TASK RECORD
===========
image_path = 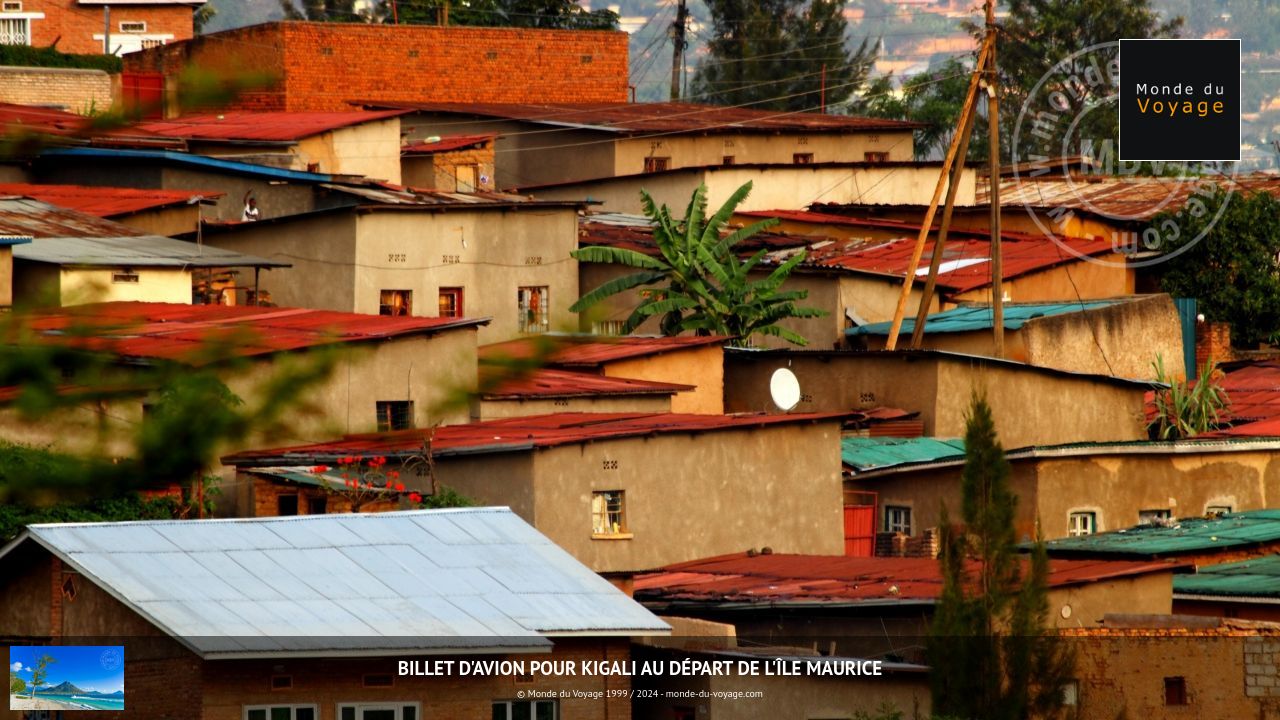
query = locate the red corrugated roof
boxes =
[402,134,496,155]
[136,110,409,142]
[224,410,854,463]
[0,196,146,238]
[0,184,224,217]
[802,235,1116,293]
[8,302,486,364]
[481,367,693,399]
[0,102,183,149]
[634,552,1186,605]
[480,335,730,367]
[361,101,924,133]
[580,220,816,256]
[1176,361,1280,438]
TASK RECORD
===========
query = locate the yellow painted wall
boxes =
[57,267,193,305]
[602,344,724,414]
[613,130,915,175]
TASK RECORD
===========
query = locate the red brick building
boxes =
[0,0,201,56]
[123,21,630,113]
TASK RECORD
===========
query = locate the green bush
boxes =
[0,494,181,542]
[0,45,122,73]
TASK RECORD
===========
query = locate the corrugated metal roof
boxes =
[480,334,730,367]
[13,235,288,268]
[739,209,1018,240]
[137,110,409,143]
[0,197,147,238]
[1045,510,1280,559]
[402,134,496,155]
[0,183,224,217]
[481,368,694,399]
[1173,555,1280,599]
[579,219,816,257]
[4,508,668,658]
[11,302,487,364]
[983,174,1280,220]
[39,147,337,183]
[842,437,966,472]
[0,102,183,150]
[848,301,1117,337]
[634,552,1183,607]
[223,411,854,465]
[364,101,924,133]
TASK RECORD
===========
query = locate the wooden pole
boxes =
[670,0,688,101]
[910,95,980,348]
[884,36,993,351]
[986,0,1004,357]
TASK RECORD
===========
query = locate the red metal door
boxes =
[122,72,164,119]
[844,492,876,557]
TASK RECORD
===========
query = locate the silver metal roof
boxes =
[11,508,668,658]
[13,235,290,268]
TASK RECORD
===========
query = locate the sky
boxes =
[9,646,124,694]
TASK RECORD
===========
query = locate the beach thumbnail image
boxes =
[9,645,124,711]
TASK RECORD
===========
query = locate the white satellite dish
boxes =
[770,368,802,412]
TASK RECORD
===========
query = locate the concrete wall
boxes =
[532,165,979,214]
[204,212,358,310]
[601,345,723,414]
[726,352,1149,449]
[474,393,673,420]
[526,421,845,574]
[46,266,193,305]
[614,131,915,178]
[0,65,113,113]
[400,144,497,192]
[110,204,205,237]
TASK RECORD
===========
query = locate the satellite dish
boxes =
[770,368,801,412]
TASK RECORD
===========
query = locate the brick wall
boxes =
[27,0,195,55]
[125,21,629,112]
[250,475,399,517]
[0,65,113,113]
[1197,321,1233,367]
[875,528,939,558]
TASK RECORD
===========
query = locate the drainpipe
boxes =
[102,5,111,55]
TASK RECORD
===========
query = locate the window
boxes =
[376,400,414,432]
[1139,509,1172,525]
[493,700,557,720]
[1062,680,1079,707]
[245,706,317,720]
[2,2,23,12]
[112,271,140,284]
[864,151,890,163]
[306,496,327,515]
[1206,505,1232,516]
[721,155,736,165]
[643,156,670,173]
[119,20,146,32]
[793,153,815,164]
[592,490,627,536]
[0,16,30,44]
[438,287,464,318]
[379,289,412,316]
[1068,512,1096,537]
[592,320,626,336]
[277,494,299,517]
[1164,676,1187,705]
[517,286,549,334]
[337,703,419,720]
[884,505,912,535]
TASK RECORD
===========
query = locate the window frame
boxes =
[643,156,671,173]
[335,702,421,720]
[438,286,464,318]
[375,400,415,432]
[517,286,549,334]
[1163,676,1188,706]
[0,15,33,45]
[1068,511,1096,537]
[379,289,413,317]
[884,505,912,535]
[276,493,299,517]
[592,490,629,538]
[792,152,815,164]
[1139,508,1172,525]
[492,699,558,720]
[243,704,319,720]
[864,151,890,163]
[118,20,146,33]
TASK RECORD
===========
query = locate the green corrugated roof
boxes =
[848,301,1115,337]
[842,437,966,472]
[247,467,399,494]
[1174,555,1280,598]
[1045,510,1280,558]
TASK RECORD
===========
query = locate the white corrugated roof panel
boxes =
[14,508,668,658]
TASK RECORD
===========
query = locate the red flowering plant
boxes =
[310,454,408,512]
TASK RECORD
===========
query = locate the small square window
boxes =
[591,320,625,336]
[1206,505,1232,516]
[643,156,670,173]
[277,494,298,517]
[1068,512,1096,537]
[1140,509,1172,525]
[376,400,414,432]
[119,20,147,33]
[1164,676,1187,705]
[793,153,815,164]
[518,286,549,334]
[379,289,412,316]
[112,271,140,284]
[438,287,464,318]
[592,490,626,536]
[864,151,889,163]
[884,505,911,535]
[306,496,327,515]
[2,2,23,12]
[722,155,736,165]
[1062,680,1079,706]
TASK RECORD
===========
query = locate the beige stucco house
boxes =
[203,196,583,344]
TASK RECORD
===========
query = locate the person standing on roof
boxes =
[242,191,261,222]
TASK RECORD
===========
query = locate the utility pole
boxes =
[669,0,688,101]
[103,5,111,56]
[985,0,1004,357]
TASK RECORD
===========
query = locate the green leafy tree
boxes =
[571,182,824,347]
[1158,188,1280,348]
[995,0,1182,161]
[691,0,876,111]
[29,654,53,700]
[928,393,1074,720]
[9,671,24,695]
[858,57,988,160]
[381,0,617,29]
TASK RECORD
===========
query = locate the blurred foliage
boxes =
[381,0,618,29]
[0,45,122,72]
[0,488,183,542]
